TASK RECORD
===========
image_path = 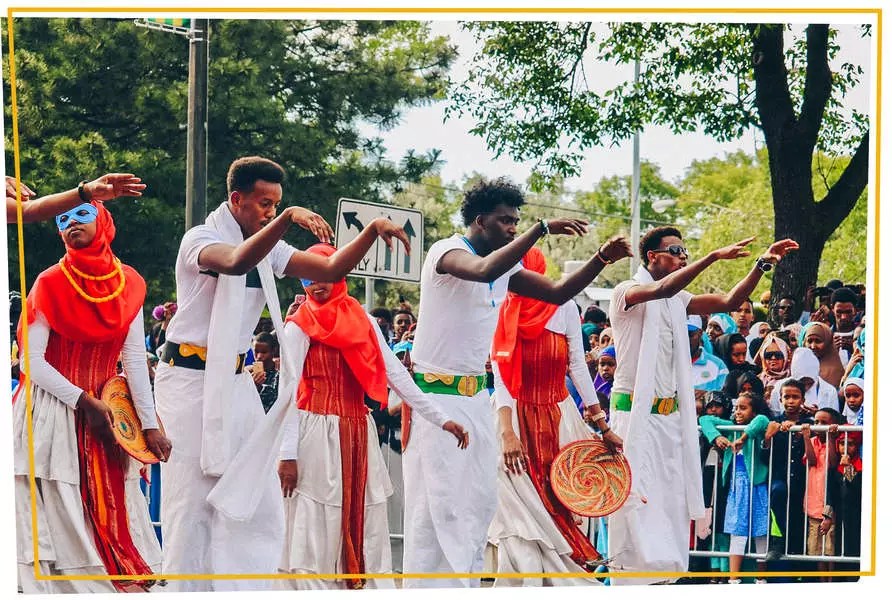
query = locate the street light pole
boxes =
[185,19,209,231]
[629,58,641,278]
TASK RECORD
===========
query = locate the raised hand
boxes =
[712,236,756,260]
[85,173,147,203]
[5,175,35,200]
[442,421,470,449]
[546,218,589,237]
[372,217,411,254]
[145,428,172,462]
[760,238,799,264]
[599,235,633,263]
[287,206,334,244]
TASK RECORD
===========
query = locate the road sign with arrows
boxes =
[334,198,424,283]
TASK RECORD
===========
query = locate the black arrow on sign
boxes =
[403,218,416,273]
[343,211,364,231]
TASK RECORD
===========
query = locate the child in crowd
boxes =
[697,392,733,580]
[802,407,841,581]
[251,331,280,413]
[700,392,771,583]
[832,431,863,575]
[841,377,864,425]
[763,378,814,560]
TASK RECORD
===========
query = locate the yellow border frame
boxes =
[6,4,881,584]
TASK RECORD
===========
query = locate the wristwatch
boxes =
[756,258,773,273]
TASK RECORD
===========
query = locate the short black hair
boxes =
[372,307,393,322]
[227,156,285,195]
[639,226,683,265]
[254,317,274,335]
[584,306,607,325]
[780,377,806,396]
[460,178,525,226]
[825,279,844,290]
[816,406,843,425]
[253,330,279,350]
[393,309,415,322]
[731,298,754,311]
[831,287,858,307]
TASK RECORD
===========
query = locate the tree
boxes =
[449,21,870,305]
[3,18,455,313]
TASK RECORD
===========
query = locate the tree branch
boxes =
[748,24,795,140]
[798,24,833,154]
[815,131,869,238]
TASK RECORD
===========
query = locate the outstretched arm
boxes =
[507,235,632,304]
[7,173,145,223]
[623,237,755,308]
[438,218,588,283]
[283,217,409,282]
[687,239,799,315]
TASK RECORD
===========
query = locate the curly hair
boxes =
[639,225,683,265]
[227,156,285,195]
[460,178,525,226]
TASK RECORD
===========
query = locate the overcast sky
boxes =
[359,20,872,194]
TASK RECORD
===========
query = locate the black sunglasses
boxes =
[651,245,688,257]
[764,351,785,361]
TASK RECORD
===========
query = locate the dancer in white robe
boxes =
[152,156,409,591]
[402,178,631,587]
[607,226,797,585]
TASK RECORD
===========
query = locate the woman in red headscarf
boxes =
[12,200,171,593]
[487,246,623,585]
[275,243,469,590]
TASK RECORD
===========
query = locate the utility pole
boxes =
[629,58,642,278]
[134,17,208,231]
[185,19,209,231]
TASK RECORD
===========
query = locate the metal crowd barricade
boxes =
[138,422,863,568]
[689,423,863,565]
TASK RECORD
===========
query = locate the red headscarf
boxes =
[287,244,388,405]
[490,247,560,399]
[18,201,146,345]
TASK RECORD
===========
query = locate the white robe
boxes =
[275,315,450,590]
[13,314,161,593]
[607,266,705,585]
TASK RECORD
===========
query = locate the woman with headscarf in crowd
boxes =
[754,333,792,400]
[706,313,738,345]
[726,370,765,402]
[745,321,770,363]
[799,321,846,388]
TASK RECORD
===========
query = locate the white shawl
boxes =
[204,203,296,520]
[616,265,705,521]
[200,203,286,477]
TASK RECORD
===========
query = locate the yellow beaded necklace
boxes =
[58,258,126,303]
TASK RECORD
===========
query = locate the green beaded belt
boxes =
[413,372,487,397]
[611,391,678,415]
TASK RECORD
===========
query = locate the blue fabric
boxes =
[724,453,769,537]
[709,313,738,335]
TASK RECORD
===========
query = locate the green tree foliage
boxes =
[4,18,455,313]
[450,21,870,305]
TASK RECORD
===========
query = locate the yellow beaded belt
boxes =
[159,342,246,375]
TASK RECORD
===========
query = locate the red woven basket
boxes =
[550,438,632,517]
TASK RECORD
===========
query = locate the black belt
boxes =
[159,342,247,375]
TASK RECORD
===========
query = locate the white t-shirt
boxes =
[164,224,294,353]
[609,280,693,398]
[411,234,522,376]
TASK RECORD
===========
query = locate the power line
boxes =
[406,180,676,226]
